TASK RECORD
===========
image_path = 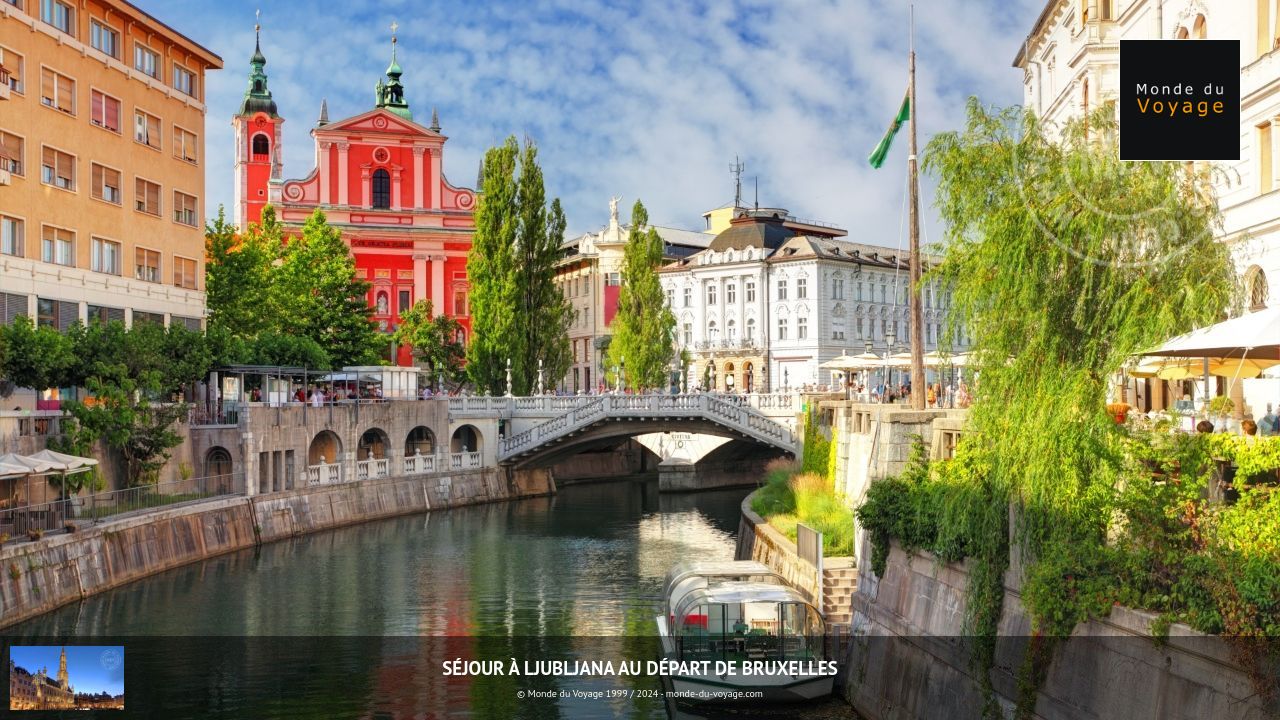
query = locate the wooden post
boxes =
[908,6,926,411]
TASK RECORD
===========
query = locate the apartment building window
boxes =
[172,63,197,99]
[398,289,411,313]
[91,163,120,204]
[132,311,164,326]
[1,215,22,257]
[1,292,25,325]
[0,130,23,176]
[173,126,198,164]
[87,304,125,325]
[1261,122,1275,194]
[746,318,756,341]
[665,288,674,307]
[174,256,198,290]
[41,146,75,190]
[135,247,160,283]
[90,237,120,275]
[856,317,865,339]
[606,272,621,286]
[746,281,756,302]
[832,277,844,299]
[173,191,197,226]
[40,67,75,114]
[40,0,74,36]
[453,289,469,316]
[682,287,692,307]
[1,48,23,94]
[777,279,788,301]
[797,316,808,339]
[797,277,808,299]
[136,178,161,215]
[726,283,736,304]
[90,90,121,132]
[134,43,159,79]
[857,281,863,301]
[778,317,788,340]
[41,226,74,266]
[683,323,692,345]
[37,298,78,330]
[706,285,717,305]
[134,110,161,149]
[90,19,119,59]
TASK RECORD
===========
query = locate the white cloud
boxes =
[149,0,1046,246]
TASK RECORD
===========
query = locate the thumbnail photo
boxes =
[9,646,124,711]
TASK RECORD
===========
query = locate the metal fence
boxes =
[0,473,241,539]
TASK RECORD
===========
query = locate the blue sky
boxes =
[10,645,125,695]
[140,0,1045,243]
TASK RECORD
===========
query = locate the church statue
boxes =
[609,195,621,225]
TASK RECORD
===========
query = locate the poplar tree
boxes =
[204,206,281,339]
[607,200,676,391]
[467,137,571,394]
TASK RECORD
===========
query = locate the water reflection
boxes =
[8,478,764,719]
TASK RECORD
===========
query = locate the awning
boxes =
[1143,307,1280,358]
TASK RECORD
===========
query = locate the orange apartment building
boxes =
[0,0,221,405]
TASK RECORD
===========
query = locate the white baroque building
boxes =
[659,207,964,392]
[1014,1,1280,417]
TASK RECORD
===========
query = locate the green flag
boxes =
[868,92,911,169]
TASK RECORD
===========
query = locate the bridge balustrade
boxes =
[307,462,342,486]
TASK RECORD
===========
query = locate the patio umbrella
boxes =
[882,352,914,368]
[1143,306,1280,359]
[24,448,98,472]
[820,352,883,370]
[0,453,59,474]
[1209,357,1280,379]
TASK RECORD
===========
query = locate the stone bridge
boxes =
[482,394,798,469]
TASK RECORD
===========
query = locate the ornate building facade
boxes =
[9,648,74,710]
[233,27,475,365]
[659,208,963,392]
[554,198,712,392]
[1014,1,1280,417]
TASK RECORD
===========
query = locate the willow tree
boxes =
[860,101,1238,717]
[607,200,676,391]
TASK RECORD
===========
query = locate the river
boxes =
[5,478,852,719]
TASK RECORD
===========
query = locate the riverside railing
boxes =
[0,472,241,538]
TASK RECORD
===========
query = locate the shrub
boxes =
[755,465,855,556]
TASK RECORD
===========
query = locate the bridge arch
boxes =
[405,426,435,456]
[358,427,391,460]
[309,430,342,466]
[451,424,483,453]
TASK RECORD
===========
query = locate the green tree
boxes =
[59,377,187,487]
[393,300,465,384]
[205,205,281,339]
[466,136,572,394]
[467,137,520,394]
[274,209,383,367]
[607,200,676,391]
[512,142,573,394]
[0,316,74,392]
[245,331,331,369]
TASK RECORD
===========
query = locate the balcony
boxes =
[693,338,761,354]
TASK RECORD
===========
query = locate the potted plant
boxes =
[1208,395,1234,428]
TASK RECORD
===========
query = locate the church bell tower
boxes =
[233,14,284,229]
[57,646,68,690]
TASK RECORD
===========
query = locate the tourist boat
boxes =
[655,560,835,704]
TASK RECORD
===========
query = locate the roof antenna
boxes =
[753,176,758,210]
[731,156,744,208]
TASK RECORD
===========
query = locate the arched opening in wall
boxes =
[724,362,736,392]
[406,426,435,455]
[1192,14,1206,39]
[204,443,232,476]
[744,362,754,393]
[372,168,391,209]
[251,133,270,157]
[308,430,342,466]
[451,424,482,454]
[358,428,390,460]
[375,290,390,316]
[1247,266,1269,311]
[1175,26,1189,39]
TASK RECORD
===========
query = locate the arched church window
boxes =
[372,168,391,209]
[252,134,269,156]
[1248,266,1269,311]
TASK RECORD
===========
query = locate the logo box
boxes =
[1119,40,1240,161]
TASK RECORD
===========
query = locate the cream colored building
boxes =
[1014,1,1280,417]
[0,0,221,404]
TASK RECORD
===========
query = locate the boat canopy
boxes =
[663,560,785,616]
[674,581,810,621]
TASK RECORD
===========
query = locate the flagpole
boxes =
[908,4,925,411]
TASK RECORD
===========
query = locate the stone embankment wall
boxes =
[0,467,553,629]
[845,537,1277,720]
[735,493,822,605]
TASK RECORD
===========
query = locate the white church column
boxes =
[318,142,332,204]
[337,143,350,205]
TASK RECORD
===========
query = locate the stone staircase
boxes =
[822,558,857,629]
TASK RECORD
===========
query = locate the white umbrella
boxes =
[820,352,884,370]
[1144,306,1280,358]
[882,352,914,368]
[0,453,59,474]
[0,460,31,480]
[24,448,98,473]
